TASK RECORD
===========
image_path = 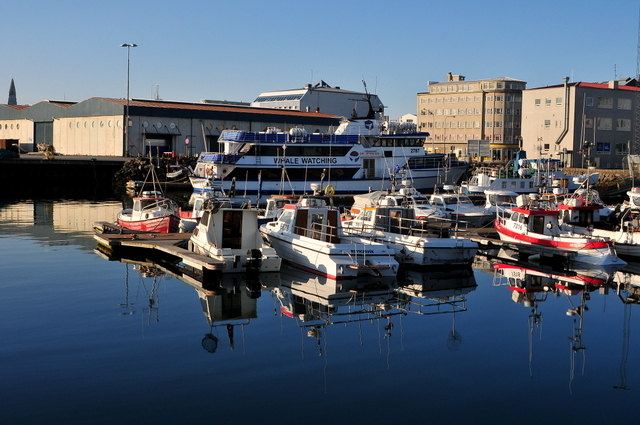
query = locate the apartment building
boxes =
[417,73,526,161]
[521,78,639,169]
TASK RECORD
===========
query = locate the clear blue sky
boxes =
[2,0,638,119]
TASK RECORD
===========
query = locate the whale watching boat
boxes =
[494,193,625,267]
[259,197,399,279]
[189,96,468,199]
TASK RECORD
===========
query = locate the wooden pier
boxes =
[93,222,227,279]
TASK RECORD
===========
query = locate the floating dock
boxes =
[94,222,227,280]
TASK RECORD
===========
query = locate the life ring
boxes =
[325,185,335,196]
[205,165,213,176]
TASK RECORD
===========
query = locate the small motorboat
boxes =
[260,197,399,279]
[494,194,625,267]
[188,199,281,273]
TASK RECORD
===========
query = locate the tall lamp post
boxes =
[443,115,456,154]
[120,43,137,156]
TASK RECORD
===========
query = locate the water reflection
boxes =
[96,242,479,355]
[478,246,640,394]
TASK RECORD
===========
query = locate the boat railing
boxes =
[137,198,179,215]
[346,216,445,238]
[293,222,341,243]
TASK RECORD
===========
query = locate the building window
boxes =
[486,108,493,114]
[535,99,541,107]
[617,118,631,131]
[597,97,613,108]
[495,108,503,114]
[545,98,551,107]
[544,120,551,128]
[586,97,594,106]
[543,143,550,151]
[486,96,493,102]
[495,95,503,101]
[618,98,632,110]
[556,97,563,105]
[616,142,630,154]
[596,142,611,153]
[485,122,493,128]
[494,121,502,128]
[585,118,593,128]
[597,117,612,130]
[506,108,512,114]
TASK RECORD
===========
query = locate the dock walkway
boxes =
[94,222,227,278]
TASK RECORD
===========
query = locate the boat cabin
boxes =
[509,207,561,236]
[196,207,260,250]
[278,198,341,243]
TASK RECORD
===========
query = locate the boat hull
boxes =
[260,227,398,280]
[494,219,623,266]
[117,214,180,233]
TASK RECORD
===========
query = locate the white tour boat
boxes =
[189,100,468,199]
[259,197,399,279]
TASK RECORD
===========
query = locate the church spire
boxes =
[8,79,16,105]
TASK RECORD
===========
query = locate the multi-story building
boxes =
[417,73,526,161]
[521,78,639,169]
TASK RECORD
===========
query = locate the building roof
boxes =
[527,81,640,92]
[429,76,527,85]
[95,97,339,118]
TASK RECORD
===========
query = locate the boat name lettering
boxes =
[273,157,338,165]
[512,222,524,231]
[359,151,381,157]
[350,249,375,254]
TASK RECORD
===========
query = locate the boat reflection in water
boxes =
[193,272,281,353]
[272,265,477,355]
[489,252,627,391]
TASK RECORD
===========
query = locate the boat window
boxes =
[222,210,243,249]
[444,197,458,205]
[310,213,325,240]
[511,212,520,222]
[360,210,373,221]
[278,210,294,229]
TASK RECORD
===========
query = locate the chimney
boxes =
[608,80,618,89]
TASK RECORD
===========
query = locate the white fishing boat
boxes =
[342,198,477,268]
[116,164,181,233]
[259,197,399,279]
[483,189,518,217]
[189,98,468,199]
[188,200,281,273]
[256,195,298,224]
[429,186,494,227]
[349,183,443,220]
[494,194,625,266]
[460,152,598,195]
[556,188,640,257]
[179,192,252,232]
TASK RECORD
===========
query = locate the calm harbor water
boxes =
[1,198,639,425]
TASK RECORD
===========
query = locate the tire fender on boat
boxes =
[325,185,335,195]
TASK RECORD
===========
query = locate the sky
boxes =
[2,0,639,119]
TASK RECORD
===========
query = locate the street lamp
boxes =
[443,115,456,154]
[120,43,137,156]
